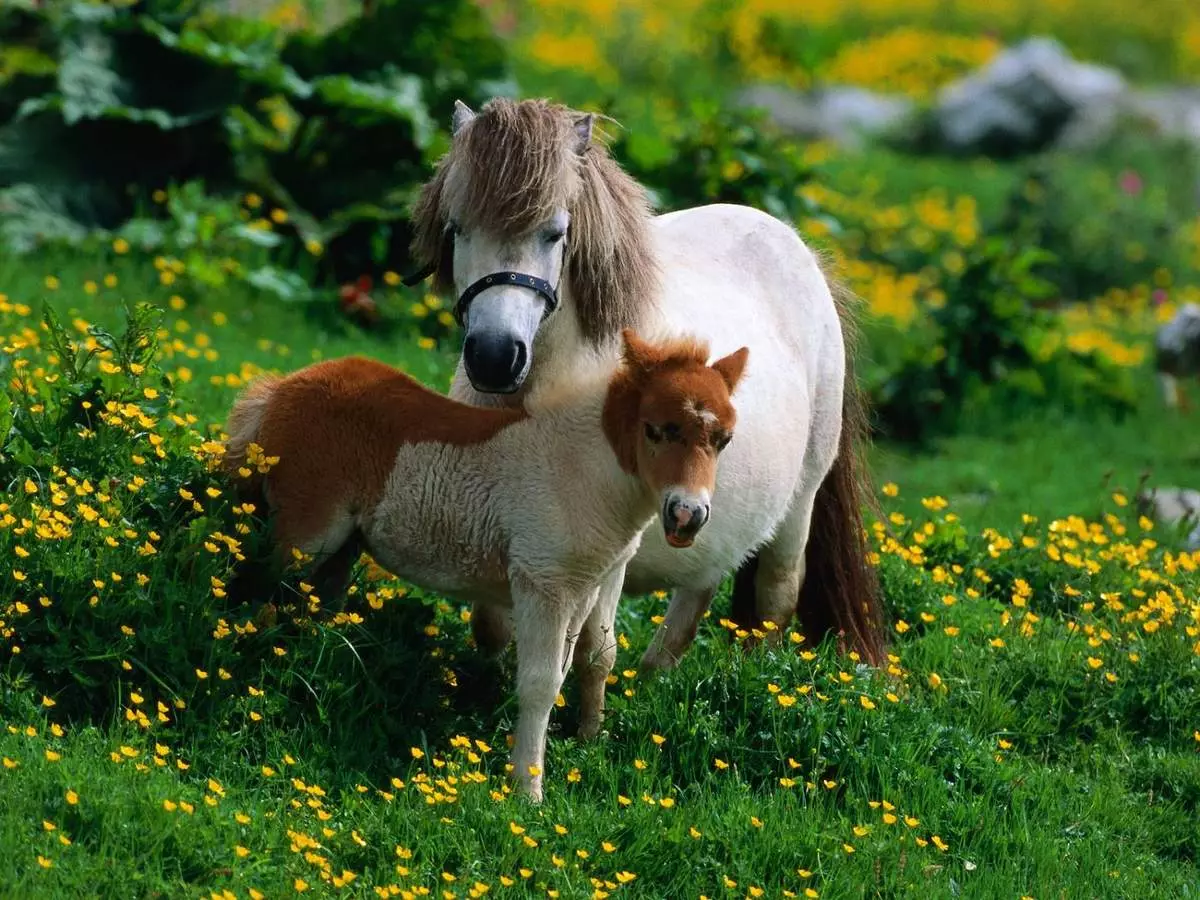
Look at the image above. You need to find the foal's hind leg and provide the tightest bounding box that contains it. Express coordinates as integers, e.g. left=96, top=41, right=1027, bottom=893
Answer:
left=640, top=584, right=719, bottom=671
left=573, top=565, right=624, bottom=739
left=309, top=533, right=364, bottom=603
left=470, top=601, right=514, bottom=656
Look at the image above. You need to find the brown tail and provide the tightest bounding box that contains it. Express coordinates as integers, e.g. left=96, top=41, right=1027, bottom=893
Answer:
left=731, top=265, right=889, bottom=665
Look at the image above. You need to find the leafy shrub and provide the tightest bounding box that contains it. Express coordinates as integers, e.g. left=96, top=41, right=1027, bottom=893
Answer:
left=0, top=0, right=507, bottom=282
left=997, top=137, right=1200, bottom=301
left=861, top=237, right=1138, bottom=442
left=611, top=99, right=833, bottom=227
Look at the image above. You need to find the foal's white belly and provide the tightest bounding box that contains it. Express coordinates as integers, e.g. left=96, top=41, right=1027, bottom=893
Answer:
left=622, top=204, right=838, bottom=593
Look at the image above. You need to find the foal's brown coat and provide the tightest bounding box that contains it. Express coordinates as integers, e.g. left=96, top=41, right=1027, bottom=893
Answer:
left=224, top=357, right=526, bottom=560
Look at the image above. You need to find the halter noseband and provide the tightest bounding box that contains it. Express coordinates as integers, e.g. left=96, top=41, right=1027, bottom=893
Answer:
left=450, top=271, right=559, bottom=327
left=402, top=266, right=560, bottom=327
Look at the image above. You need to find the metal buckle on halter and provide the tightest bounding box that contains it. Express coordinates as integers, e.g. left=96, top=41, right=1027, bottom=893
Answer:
left=451, top=271, right=560, bottom=327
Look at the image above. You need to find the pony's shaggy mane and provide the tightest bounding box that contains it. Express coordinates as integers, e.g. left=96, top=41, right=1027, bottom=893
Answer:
left=411, top=98, right=660, bottom=343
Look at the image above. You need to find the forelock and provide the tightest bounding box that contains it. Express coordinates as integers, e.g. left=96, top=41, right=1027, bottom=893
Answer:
left=442, top=98, right=583, bottom=235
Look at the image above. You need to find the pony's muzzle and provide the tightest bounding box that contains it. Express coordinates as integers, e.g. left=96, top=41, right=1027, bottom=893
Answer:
left=459, top=289, right=545, bottom=393
left=662, top=491, right=711, bottom=549
left=463, top=331, right=529, bottom=394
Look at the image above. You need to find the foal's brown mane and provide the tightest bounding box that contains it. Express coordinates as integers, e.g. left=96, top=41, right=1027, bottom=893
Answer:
left=411, top=97, right=660, bottom=343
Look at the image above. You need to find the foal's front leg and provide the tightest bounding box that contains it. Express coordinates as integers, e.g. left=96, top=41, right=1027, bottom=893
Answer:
left=510, top=576, right=592, bottom=801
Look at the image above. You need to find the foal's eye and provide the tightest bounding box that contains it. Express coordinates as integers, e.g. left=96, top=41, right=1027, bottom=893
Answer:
left=715, top=432, right=732, bottom=452
left=644, top=423, right=663, bottom=443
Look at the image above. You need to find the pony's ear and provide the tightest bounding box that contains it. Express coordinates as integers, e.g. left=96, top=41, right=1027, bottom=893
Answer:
left=620, top=328, right=655, bottom=374
left=452, top=100, right=476, bottom=136
left=573, top=113, right=594, bottom=154
left=711, top=346, right=750, bottom=394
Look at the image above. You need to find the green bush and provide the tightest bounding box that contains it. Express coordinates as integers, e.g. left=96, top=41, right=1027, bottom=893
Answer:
left=996, top=136, right=1200, bottom=301
left=861, top=237, right=1138, bottom=443
left=0, top=0, right=507, bottom=282
left=610, top=99, right=832, bottom=226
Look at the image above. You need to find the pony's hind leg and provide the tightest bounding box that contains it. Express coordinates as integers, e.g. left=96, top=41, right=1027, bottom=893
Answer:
left=741, top=483, right=821, bottom=642
left=640, top=584, right=719, bottom=671
left=573, top=565, right=624, bottom=739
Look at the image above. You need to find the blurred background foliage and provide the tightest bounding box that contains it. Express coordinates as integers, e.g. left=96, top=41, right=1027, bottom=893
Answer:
left=0, top=0, right=1197, bottom=442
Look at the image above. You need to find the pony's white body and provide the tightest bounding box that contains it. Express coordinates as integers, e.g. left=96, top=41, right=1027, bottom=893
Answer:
left=456, top=205, right=845, bottom=663
left=624, top=206, right=843, bottom=591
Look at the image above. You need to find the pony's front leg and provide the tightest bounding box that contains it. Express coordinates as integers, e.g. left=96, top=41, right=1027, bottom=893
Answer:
left=510, top=576, right=589, bottom=802
left=573, top=565, right=625, bottom=740
left=640, top=585, right=717, bottom=671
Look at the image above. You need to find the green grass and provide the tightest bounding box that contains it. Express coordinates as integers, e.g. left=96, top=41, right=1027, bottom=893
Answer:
left=2, top=253, right=1199, bottom=900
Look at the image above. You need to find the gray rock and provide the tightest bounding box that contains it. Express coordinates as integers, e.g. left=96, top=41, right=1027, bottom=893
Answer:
left=736, top=85, right=915, bottom=147
left=1137, top=486, right=1200, bottom=550
left=931, top=37, right=1127, bottom=155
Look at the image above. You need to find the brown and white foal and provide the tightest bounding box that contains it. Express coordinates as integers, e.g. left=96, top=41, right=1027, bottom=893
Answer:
left=223, top=329, right=747, bottom=799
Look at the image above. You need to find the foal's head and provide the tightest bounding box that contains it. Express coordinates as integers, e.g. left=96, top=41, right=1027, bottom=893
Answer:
left=603, top=330, right=748, bottom=548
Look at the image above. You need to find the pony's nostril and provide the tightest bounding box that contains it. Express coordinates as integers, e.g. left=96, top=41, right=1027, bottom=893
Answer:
left=510, top=340, right=528, bottom=379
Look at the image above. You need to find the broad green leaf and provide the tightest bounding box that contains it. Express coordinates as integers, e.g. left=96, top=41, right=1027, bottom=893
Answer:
left=245, top=265, right=312, bottom=302
left=58, top=29, right=123, bottom=125
left=141, top=18, right=312, bottom=99
left=311, top=73, right=432, bottom=147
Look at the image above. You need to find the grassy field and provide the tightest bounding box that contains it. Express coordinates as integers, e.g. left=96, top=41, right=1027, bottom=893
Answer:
left=1, top=245, right=1198, bottom=900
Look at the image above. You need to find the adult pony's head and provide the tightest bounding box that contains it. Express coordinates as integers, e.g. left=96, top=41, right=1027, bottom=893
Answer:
left=410, top=97, right=659, bottom=393
left=604, top=330, right=748, bottom=549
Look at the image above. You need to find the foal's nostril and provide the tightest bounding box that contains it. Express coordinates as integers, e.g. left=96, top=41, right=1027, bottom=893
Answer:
left=665, top=498, right=709, bottom=535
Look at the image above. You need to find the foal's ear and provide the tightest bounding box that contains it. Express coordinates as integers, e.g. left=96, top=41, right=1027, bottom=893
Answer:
left=573, top=113, right=594, bottom=154
left=452, top=100, right=476, bottom=136
left=620, top=328, right=655, bottom=373
left=711, top=346, right=750, bottom=394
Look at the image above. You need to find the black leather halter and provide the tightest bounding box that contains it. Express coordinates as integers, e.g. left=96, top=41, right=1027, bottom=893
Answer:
left=402, top=266, right=560, bottom=327
left=450, top=271, right=559, bottom=327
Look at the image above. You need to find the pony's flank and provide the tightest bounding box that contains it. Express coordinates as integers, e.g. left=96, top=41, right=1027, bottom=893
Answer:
left=410, top=97, right=661, bottom=343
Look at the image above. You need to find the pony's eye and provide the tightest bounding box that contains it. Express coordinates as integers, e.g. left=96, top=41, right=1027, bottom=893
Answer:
left=447, top=220, right=462, bottom=237
left=644, top=423, right=663, bottom=443
left=544, top=229, right=566, bottom=244
left=715, top=432, right=732, bottom=452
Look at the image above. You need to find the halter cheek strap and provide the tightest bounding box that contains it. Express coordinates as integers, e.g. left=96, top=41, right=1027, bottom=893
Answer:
left=452, top=271, right=559, bottom=327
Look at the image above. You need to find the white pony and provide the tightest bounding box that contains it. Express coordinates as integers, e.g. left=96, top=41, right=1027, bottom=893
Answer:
left=222, top=331, right=746, bottom=800
left=409, top=97, right=887, bottom=669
